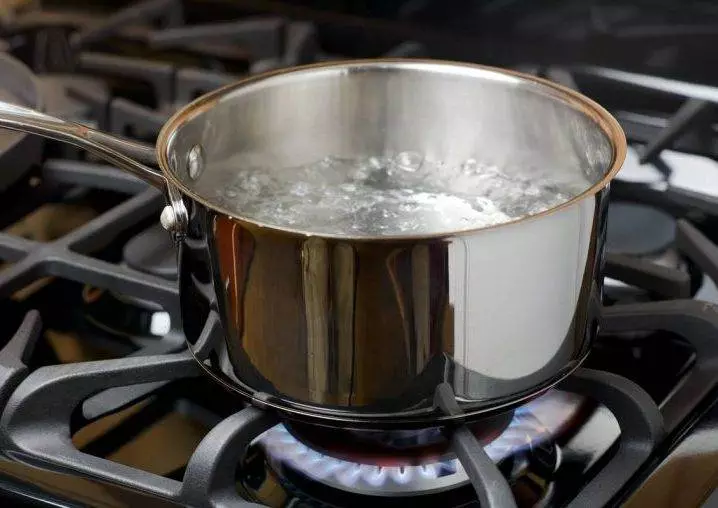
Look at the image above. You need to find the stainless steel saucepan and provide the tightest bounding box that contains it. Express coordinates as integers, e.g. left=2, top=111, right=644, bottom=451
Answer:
left=0, top=59, right=626, bottom=429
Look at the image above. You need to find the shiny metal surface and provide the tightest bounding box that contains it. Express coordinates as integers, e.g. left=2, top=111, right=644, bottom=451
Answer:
left=179, top=183, right=609, bottom=426
left=170, top=60, right=623, bottom=426
left=0, top=52, right=43, bottom=191
left=0, top=59, right=626, bottom=428
left=0, top=101, right=164, bottom=188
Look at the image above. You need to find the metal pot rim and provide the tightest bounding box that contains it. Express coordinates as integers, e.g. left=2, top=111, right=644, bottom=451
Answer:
left=157, top=58, right=627, bottom=242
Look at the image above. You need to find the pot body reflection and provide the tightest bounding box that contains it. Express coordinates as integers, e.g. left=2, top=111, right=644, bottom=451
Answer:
left=180, top=187, right=608, bottom=429
left=0, top=59, right=623, bottom=430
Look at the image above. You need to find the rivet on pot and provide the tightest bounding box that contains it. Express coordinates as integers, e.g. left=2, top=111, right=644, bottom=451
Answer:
left=187, top=144, right=204, bottom=180
left=160, top=205, right=178, bottom=232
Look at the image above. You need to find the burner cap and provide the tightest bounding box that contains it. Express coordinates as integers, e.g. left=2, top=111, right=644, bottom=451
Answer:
left=123, top=224, right=177, bottom=280
left=254, top=391, right=584, bottom=498
left=606, top=202, right=675, bottom=256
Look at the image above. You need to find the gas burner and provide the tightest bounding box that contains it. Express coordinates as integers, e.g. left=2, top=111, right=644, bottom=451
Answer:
left=282, top=411, right=513, bottom=467
left=82, top=283, right=172, bottom=339
left=601, top=145, right=716, bottom=301
left=254, top=391, right=581, bottom=497
left=603, top=199, right=689, bottom=300
left=606, top=202, right=675, bottom=257
left=82, top=224, right=176, bottom=339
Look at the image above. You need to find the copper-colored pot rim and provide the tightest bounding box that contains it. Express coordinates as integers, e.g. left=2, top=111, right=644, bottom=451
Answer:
left=157, top=58, right=627, bottom=242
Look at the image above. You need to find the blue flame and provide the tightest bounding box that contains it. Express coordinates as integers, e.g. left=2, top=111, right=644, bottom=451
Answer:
left=257, top=391, right=579, bottom=494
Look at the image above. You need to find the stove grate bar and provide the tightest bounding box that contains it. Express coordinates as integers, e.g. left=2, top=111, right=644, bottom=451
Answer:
left=576, top=66, right=718, bottom=105
left=150, top=18, right=285, bottom=61
left=63, top=190, right=160, bottom=252
left=0, top=178, right=177, bottom=308
left=78, top=52, right=176, bottom=110
left=50, top=250, right=178, bottom=308
left=81, top=331, right=186, bottom=421
left=180, top=407, right=276, bottom=507
left=79, top=388, right=177, bottom=458
left=604, top=252, right=692, bottom=299
left=611, top=179, right=718, bottom=218
left=600, top=222, right=718, bottom=432
left=109, top=97, right=168, bottom=138
left=434, top=382, right=518, bottom=508
left=559, top=368, right=664, bottom=508
left=603, top=299, right=718, bottom=432
left=0, top=348, right=271, bottom=507
left=433, top=365, right=664, bottom=508
left=638, top=99, right=714, bottom=164
left=41, top=159, right=149, bottom=195
left=575, top=66, right=718, bottom=163
left=70, top=0, right=184, bottom=50
left=615, top=111, right=718, bottom=154
left=174, top=68, right=236, bottom=105
left=677, top=219, right=718, bottom=287
left=0, top=234, right=39, bottom=262
left=0, top=352, right=199, bottom=500
left=0, top=311, right=42, bottom=416
left=65, top=84, right=112, bottom=131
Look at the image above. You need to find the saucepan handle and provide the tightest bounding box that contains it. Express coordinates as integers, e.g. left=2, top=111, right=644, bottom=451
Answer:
left=0, top=100, right=164, bottom=187
left=0, top=100, right=188, bottom=237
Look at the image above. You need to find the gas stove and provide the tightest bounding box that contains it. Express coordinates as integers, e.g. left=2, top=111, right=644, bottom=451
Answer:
left=0, top=1, right=717, bottom=507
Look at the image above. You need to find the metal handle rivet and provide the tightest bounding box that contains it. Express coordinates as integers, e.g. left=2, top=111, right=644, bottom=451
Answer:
left=160, top=205, right=178, bottom=231
left=187, top=144, right=204, bottom=180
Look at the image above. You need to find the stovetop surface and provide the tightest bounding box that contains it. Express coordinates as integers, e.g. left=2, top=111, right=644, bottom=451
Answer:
left=0, top=1, right=717, bottom=507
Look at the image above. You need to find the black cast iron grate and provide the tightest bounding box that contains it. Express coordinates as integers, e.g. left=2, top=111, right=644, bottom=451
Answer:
left=0, top=307, right=669, bottom=508
left=0, top=1, right=718, bottom=507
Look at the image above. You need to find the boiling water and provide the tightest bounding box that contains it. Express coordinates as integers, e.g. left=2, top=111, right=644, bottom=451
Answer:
left=208, top=152, right=593, bottom=237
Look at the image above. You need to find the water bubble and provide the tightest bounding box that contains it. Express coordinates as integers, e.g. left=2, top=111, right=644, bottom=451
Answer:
left=461, top=158, right=479, bottom=174
left=291, top=182, right=311, bottom=196
left=317, top=156, right=334, bottom=169
left=367, top=157, right=384, bottom=170
left=350, top=168, right=369, bottom=181
left=395, top=151, right=424, bottom=172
